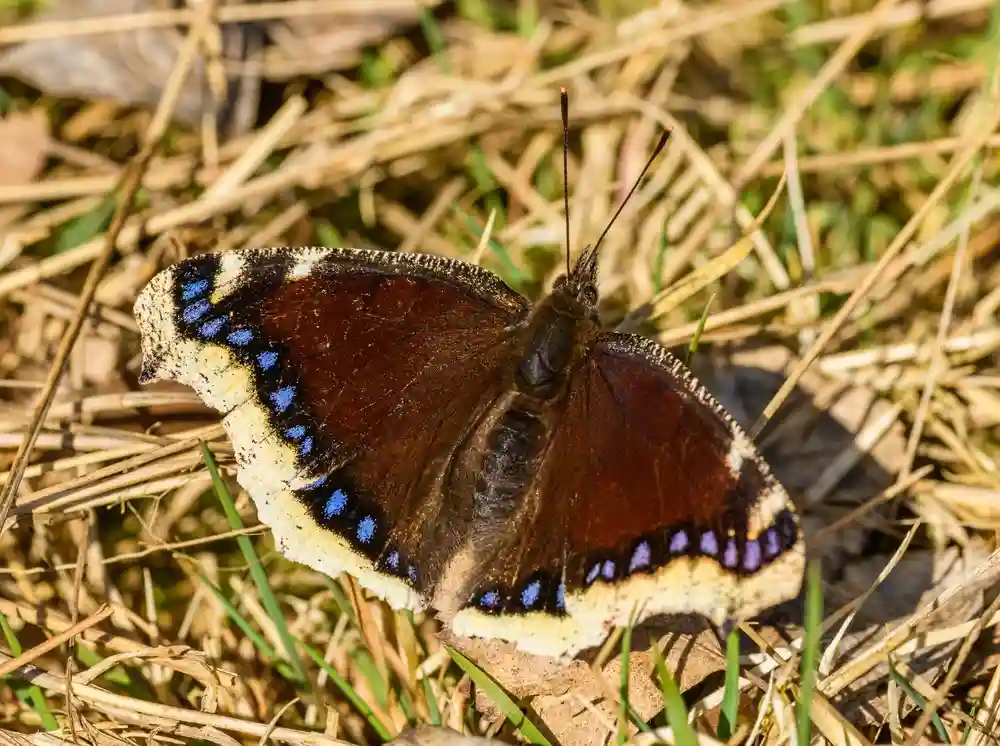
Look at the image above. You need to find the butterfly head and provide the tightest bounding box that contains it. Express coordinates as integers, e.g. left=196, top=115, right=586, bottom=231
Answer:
left=551, top=245, right=599, bottom=317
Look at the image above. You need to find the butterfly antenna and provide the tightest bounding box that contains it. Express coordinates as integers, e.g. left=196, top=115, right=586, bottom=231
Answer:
left=561, top=87, right=571, bottom=277
left=591, top=129, right=672, bottom=254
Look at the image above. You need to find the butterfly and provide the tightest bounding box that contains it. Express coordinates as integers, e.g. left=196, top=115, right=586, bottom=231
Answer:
left=133, top=103, right=804, bottom=659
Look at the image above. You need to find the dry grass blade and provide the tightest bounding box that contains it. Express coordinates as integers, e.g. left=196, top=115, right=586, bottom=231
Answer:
left=752, top=103, right=1000, bottom=436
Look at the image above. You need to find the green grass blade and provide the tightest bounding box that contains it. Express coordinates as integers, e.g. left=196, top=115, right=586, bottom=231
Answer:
left=0, top=612, right=58, bottom=730
left=617, top=619, right=633, bottom=746
left=315, top=221, right=343, bottom=246
left=422, top=675, right=442, bottom=726
left=718, top=628, right=740, bottom=740
left=448, top=646, right=553, bottom=746
left=51, top=193, right=116, bottom=254
left=887, top=658, right=950, bottom=743
left=351, top=648, right=389, bottom=707
left=194, top=571, right=277, bottom=659
left=200, top=443, right=308, bottom=684
left=651, top=643, right=697, bottom=746
left=653, top=229, right=669, bottom=295
left=797, top=561, right=823, bottom=746
left=299, top=640, right=393, bottom=740
left=685, top=292, right=716, bottom=365
left=453, top=206, right=522, bottom=285
left=419, top=8, right=448, bottom=62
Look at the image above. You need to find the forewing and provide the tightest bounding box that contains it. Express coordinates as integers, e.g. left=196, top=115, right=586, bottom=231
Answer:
left=451, top=333, right=804, bottom=657
left=135, top=247, right=529, bottom=611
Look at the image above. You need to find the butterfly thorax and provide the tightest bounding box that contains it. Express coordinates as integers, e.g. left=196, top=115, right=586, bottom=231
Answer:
left=515, top=269, right=599, bottom=401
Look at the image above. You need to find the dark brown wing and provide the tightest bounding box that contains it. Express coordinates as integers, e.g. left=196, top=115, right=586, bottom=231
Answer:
left=135, top=247, right=529, bottom=611
left=451, top=333, right=804, bottom=657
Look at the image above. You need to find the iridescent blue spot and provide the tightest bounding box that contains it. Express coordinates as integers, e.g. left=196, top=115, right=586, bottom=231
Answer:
left=764, top=528, right=780, bottom=557
left=556, top=582, right=566, bottom=611
left=520, top=580, right=541, bottom=609
left=480, top=590, right=501, bottom=609
left=723, top=538, right=739, bottom=569
left=306, top=475, right=328, bottom=490
left=227, top=328, right=253, bottom=346
left=387, top=551, right=400, bottom=570
left=270, top=386, right=295, bottom=412
left=629, top=541, right=652, bottom=573
left=323, top=488, right=347, bottom=518
left=257, top=351, right=278, bottom=371
left=198, top=317, right=226, bottom=338
left=743, top=539, right=762, bottom=572
left=285, top=425, right=306, bottom=439
left=182, top=299, right=211, bottom=323
left=601, top=560, right=616, bottom=580
left=299, top=437, right=314, bottom=456
left=700, top=532, right=719, bottom=556
left=357, top=515, right=376, bottom=544
left=407, top=565, right=418, bottom=582
left=585, top=563, right=601, bottom=585
left=669, top=530, right=689, bottom=553
left=181, top=279, right=210, bottom=300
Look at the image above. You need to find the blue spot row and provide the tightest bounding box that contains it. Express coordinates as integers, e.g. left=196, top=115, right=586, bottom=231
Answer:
left=580, top=513, right=798, bottom=588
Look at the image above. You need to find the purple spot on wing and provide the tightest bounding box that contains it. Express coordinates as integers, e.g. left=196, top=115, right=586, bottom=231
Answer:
left=669, top=531, right=689, bottom=553
left=257, top=351, right=278, bottom=370
left=764, top=528, right=781, bottom=557
left=629, top=541, right=652, bottom=572
left=601, top=560, right=616, bottom=580
left=585, top=563, right=601, bottom=585
left=481, top=589, right=501, bottom=609
left=743, top=539, right=762, bottom=572
left=556, top=582, right=565, bottom=610
left=700, top=532, right=719, bottom=556
left=723, top=538, right=739, bottom=568
left=521, top=581, right=541, bottom=609
left=387, top=551, right=400, bottom=570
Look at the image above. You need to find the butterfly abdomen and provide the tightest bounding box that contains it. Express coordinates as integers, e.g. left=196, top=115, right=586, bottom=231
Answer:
left=473, top=404, right=547, bottom=525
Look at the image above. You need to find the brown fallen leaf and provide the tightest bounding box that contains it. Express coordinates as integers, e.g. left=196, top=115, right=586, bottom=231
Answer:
left=0, top=108, right=49, bottom=187
left=0, top=0, right=259, bottom=133
left=388, top=725, right=496, bottom=746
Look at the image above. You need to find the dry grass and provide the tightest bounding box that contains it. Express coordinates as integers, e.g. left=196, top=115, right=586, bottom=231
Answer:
left=1, top=1, right=1000, bottom=744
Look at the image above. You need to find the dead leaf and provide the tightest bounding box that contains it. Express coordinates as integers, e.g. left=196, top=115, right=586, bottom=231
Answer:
left=0, top=109, right=49, bottom=186
left=389, top=725, right=496, bottom=746
left=0, top=0, right=259, bottom=133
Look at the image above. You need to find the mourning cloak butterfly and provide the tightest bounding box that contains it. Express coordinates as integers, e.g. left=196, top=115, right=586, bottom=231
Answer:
left=133, top=106, right=804, bottom=659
